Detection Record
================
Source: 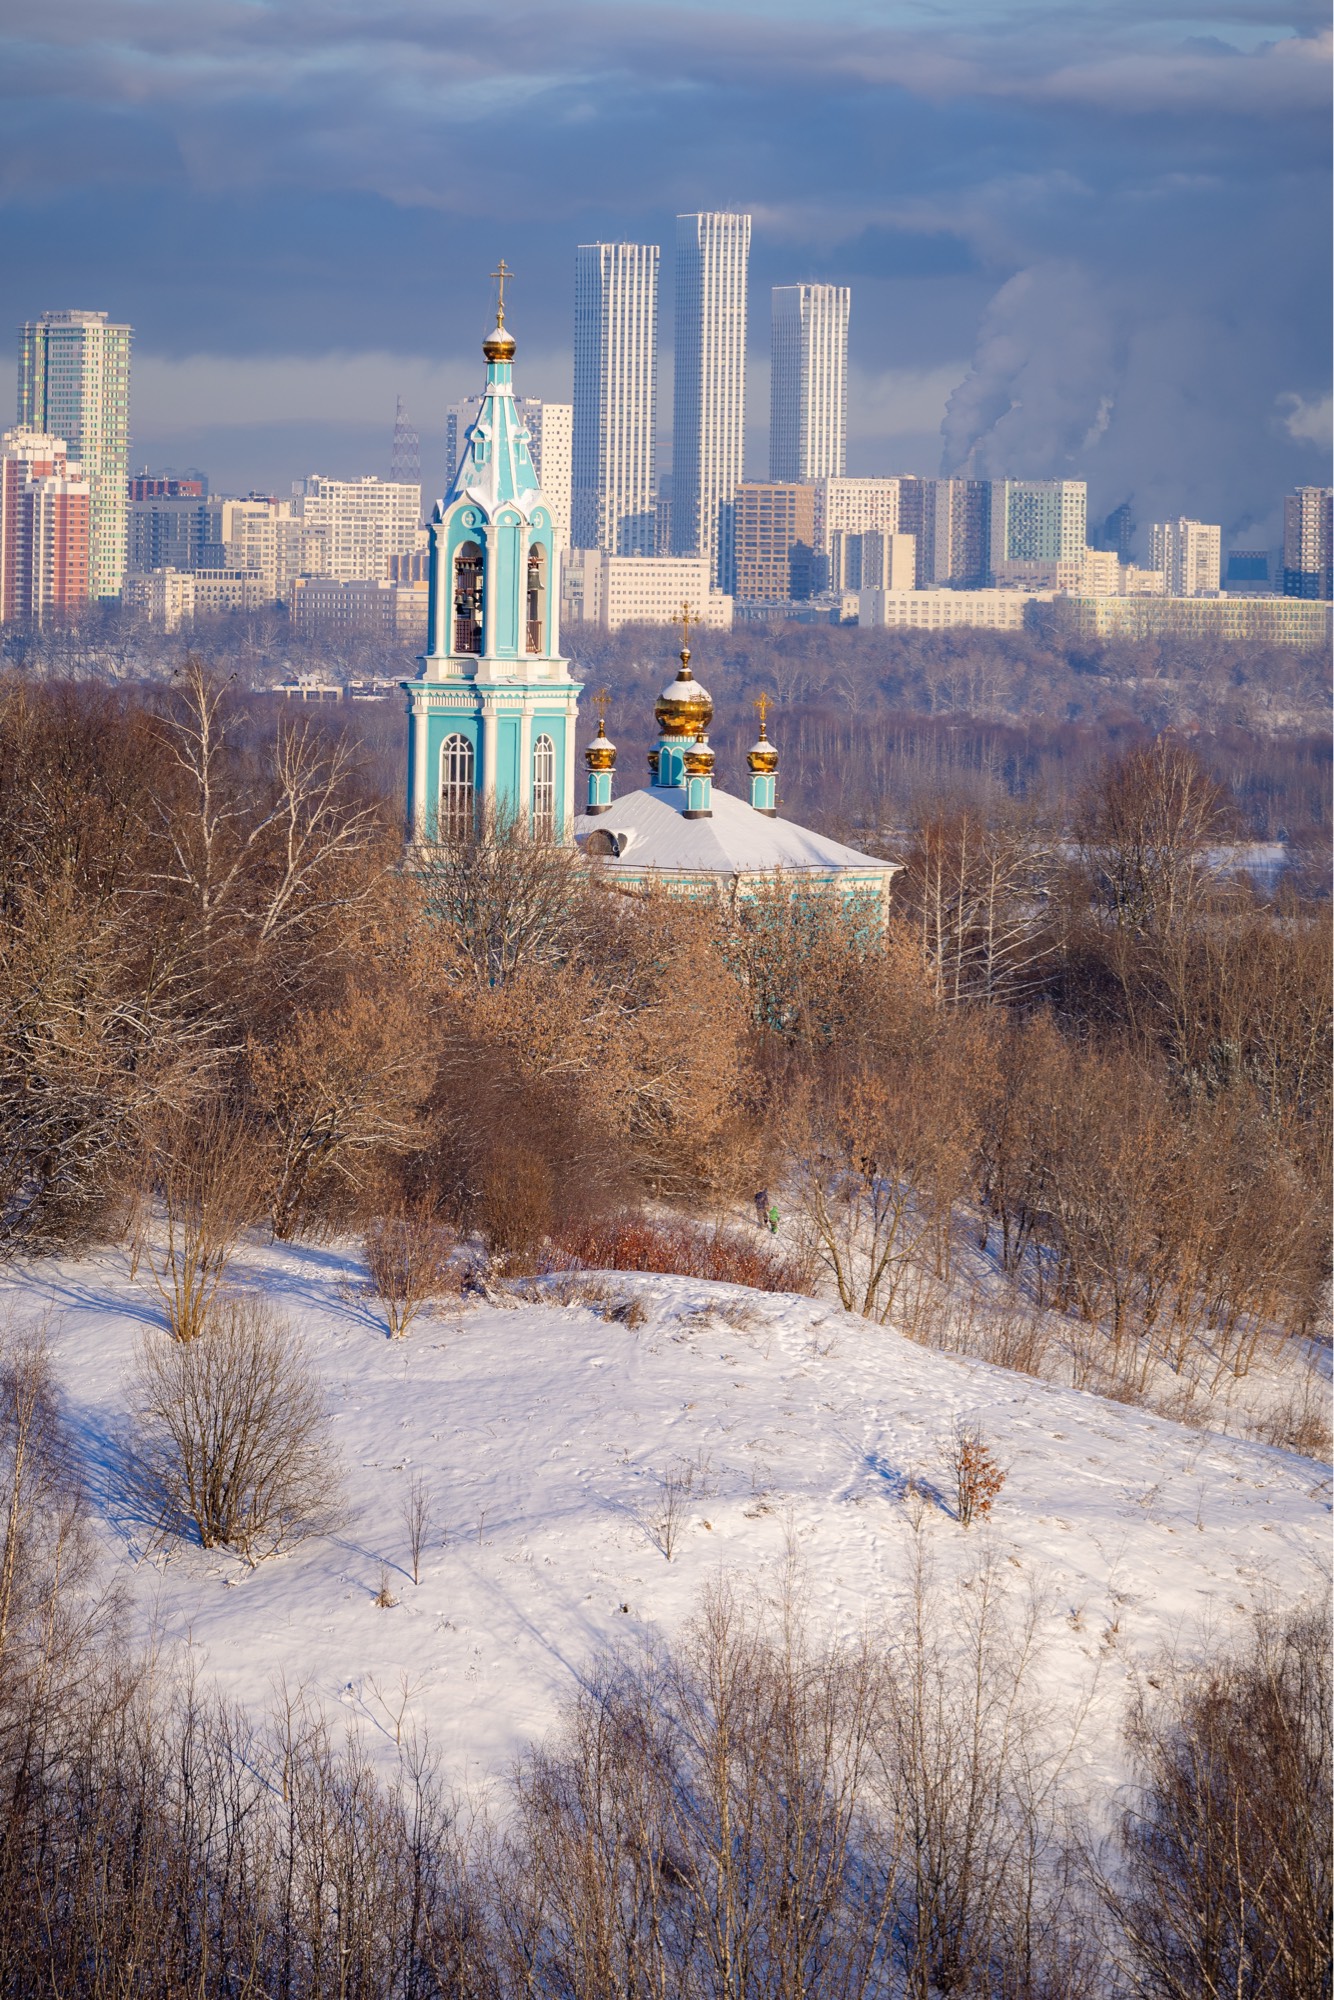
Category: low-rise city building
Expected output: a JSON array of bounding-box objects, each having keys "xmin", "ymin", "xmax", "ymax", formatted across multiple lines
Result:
[
  {"xmin": 562, "ymin": 550, "xmax": 731, "ymax": 630},
  {"xmin": 290, "ymin": 575, "xmax": 429, "ymax": 644}
]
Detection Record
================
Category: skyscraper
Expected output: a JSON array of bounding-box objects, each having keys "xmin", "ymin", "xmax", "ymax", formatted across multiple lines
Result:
[
  {"xmin": 1282, "ymin": 486, "xmax": 1333, "ymax": 598},
  {"xmin": 769, "ymin": 284, "xmax": 849, "ymax": 482},
  {"xmin": 1149, "ymin": 518, "xmax": 1222, "ymax": 597},
  {"xmin": 671, "ymin": 212, "xmax": 751, "ymax": 590},
  {"xmin": 572, "ymin": 242, "xmax": 659, "ymax": 555},
  {"xmin": 18, "ymin": 310, "xmax": 131, "ymax": 600}
]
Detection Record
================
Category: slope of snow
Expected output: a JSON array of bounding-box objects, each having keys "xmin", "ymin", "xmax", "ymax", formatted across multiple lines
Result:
[{"xmin": 3, "ymin": 1236, "xmax": 1328, "ymax": 1800}]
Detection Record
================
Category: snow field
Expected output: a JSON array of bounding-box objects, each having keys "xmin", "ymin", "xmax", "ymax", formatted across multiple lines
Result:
[{"xmin": 4, "ymin": 1232, "xmax": 1329, "ymax": 1804}]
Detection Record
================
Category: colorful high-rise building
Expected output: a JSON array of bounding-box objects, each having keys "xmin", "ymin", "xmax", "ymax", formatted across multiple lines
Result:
[
  {"xmin": 572, "ymin": 243, "xmax": 659, "ymax": 556},
  {"xmin": 18, "ymin": 310, "xmax": 131, "ymax": 601},
  {"xmin": 0, "ymin": 427, "xmax": 90, "ymax": 623},
  {"xmin": 769, "ymin": 284, "xmax": 850, "ymax": 482},
  {"xmin": 671, "ymin": 213, "xmax": 751, "ymax": 590}
]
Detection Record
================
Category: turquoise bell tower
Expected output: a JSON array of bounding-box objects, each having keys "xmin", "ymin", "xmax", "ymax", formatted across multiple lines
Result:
[{"xmin": 404, "ymin": 265, "xmax": 582, "ymax": 847}]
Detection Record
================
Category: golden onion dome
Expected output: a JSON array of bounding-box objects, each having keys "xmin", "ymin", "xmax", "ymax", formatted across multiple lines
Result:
[
  {"xmin": 482, "ymin": 317, "xmax": 516, "ymax": 363},
  {"xmin": 654, "ymin": 649, "xmax": 714, "ymax": 738},
  {"xmin": 682, "ymin": 740, "xmax": 715, "ymax": 775},
  {"xmin": 585, "ymin": 723, "xmax": 617, "ymax": 773},
  {"xmin": 747, "ymin": 738, "xmax": 779, "ymax": 774}
]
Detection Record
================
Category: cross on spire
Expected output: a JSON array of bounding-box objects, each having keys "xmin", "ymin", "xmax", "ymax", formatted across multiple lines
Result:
[
  {"xmin": 753, "ymin": 691, "xmax": 772, "ymax": 736},
  {"xmin": 677, "ymin": 601, "xmax": 696, "ymax": 664},
  {"xmin": 491, "ymin": 258, "xmax": 514, "ymax": 324},
  {"xmin": 592, "ymin": 686, "xmax": 612, "ymax": 732}
]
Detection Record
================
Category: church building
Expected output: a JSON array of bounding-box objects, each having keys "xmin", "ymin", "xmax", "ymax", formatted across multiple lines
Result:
[
  {"xmin": 404, "ymin": 273, "xmax": 581, "ymax": 845},
  {"xmin": 572, "ymin": 640, "xmax": 899, "ymax": 919},
  {"xmin": 404, "ymin": 281, "xmax": 898, "ymax": 919}
]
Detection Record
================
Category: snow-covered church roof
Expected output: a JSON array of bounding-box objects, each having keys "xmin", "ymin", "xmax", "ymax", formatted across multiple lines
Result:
[{"xmin": 574, "ymin": 784, "xmax": 896, "ymax": 882}]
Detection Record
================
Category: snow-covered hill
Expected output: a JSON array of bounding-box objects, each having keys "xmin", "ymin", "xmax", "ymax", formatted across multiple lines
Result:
[{"xmin": 4, "ymin": 1236, "xmax": 1328, "ymax": 1799}]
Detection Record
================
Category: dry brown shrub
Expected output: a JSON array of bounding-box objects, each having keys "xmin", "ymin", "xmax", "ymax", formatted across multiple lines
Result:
[
  {"xmin": 362, "ymin": 1206, "xmax": 459, "ymax": 1339},
  {"xmin": 130, "ymin": 1294, "xmax": 341, "ymax": 1563},
  {"xmin": 142, "ymin": 1101, "xmax": 264, "ymax": 1342},
  {"xmin": 545, "ymin": 1213, "xmax": 814, "ymax": 1293},
  {"xmin": 947, "ymin": 1421, "xmax": 1007, "ymax": 1527}
]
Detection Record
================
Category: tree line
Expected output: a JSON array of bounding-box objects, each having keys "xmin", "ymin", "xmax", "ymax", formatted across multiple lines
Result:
[{"xmin": 0, "ymin": 668, "xmax": 1327, "ymax": 1420}]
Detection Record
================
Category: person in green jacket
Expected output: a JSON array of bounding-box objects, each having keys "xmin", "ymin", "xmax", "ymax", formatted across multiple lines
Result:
[{"xmin": 767, "ymin": 1202, "xmax": 780, "ymax": 1235}]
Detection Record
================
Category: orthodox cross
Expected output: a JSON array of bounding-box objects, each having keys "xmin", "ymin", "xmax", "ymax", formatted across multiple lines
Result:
[
  {"xmin": 491, "ymin": 258, "xmax": 514, "ymax": 323},
  {"xmin": 753, "ymin": 691, "xmax": 772, "ymax": 735},
  {"xmin": 677, "ymin": 602, "xmax": 696, "ymax": 657},
  {"xmin": 592, "ymin": 686, "xmax": 612, "ymax": 732}
]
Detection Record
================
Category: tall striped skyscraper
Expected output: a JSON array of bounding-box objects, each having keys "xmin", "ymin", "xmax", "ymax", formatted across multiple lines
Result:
[
  {"xmin": 572, "ymin": 242, "xmax": 659, "ymax": 556},
  {"xmin": 671, "ymin": 212, "xmax": 750, "ymax": 590},
  {"xmin": 19, "ymin": 310, "xmax": 131, "ymax": 601},
  {"xmin": 769, "ymin": 283, "xmax": 850, "ymax": 482}
]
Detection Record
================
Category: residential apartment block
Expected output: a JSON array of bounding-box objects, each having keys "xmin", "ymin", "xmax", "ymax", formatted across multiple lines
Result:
[
  {"xmin": 294, "ymin": 475, "xmax": 421, "ymax": 582},
  {"xmin": 0, "ymin": 427, "xmax": 90, "ymax": 623},
  {"xmin": 1282, "ymin": 485, "xmax": 1333, "ymax": 598},
  {"xmin": 291, "ymin": 575, "xmax": 429, "ymax": 644},
  {"xmin": 988, "ymin": 479, "xmax": 1087, "ymax": 589},
  {"xmin": 561, "ymin": 550, "xmax": 731, "ymax": 631},
  {"xmin": 18, "ymin": 310, "xmax": 131, "ymax": 599},
  {"xmin": 733, "ymin": 482, "xmax": 819, "ymax": 601},
  {"xmin": 1148, "ymin": 518, "xmax": 1222, "ymax": 597}
]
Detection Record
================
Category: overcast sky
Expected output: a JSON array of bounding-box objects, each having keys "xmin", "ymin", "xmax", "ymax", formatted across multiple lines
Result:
[{"xmin": 2, "ymin": 0, "xmax": 1328, "ymax": 549}]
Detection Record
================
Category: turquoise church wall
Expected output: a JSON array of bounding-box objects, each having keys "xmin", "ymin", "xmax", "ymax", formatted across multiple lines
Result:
[{"xmin": 402, "ymin": 309, "xmax": 581, "ymax": 847}]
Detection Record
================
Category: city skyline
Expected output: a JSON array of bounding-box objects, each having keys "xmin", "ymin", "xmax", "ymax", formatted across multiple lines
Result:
[{"xmin": 1, "ymin": 1, "xmax": 1325, "ymax": 548}]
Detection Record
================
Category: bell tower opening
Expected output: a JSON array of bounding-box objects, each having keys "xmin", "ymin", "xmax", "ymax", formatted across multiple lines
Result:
[
  {"xmin": 453, "ymin": 541, "xmax": 483, "ymax": 654},
  {"xmin": 526, "ymin": 544, "xmax": 546, "ymax": 654}
]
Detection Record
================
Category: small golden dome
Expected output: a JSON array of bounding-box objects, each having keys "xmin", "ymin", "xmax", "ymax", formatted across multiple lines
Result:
[
  {"xmin": 682, "ymin": 741, "xmax": 715, "ymax": 775},
  {"xmin": 585, "ymin": 723, "xmax": 617, "ymax": 773},
  {"xmin": 747, "ymin": 739, "xmax": 779, "ymax": 774},
  {"xmin": 654, "ymin": 650, "xmax": 714, "ymax": 738},
  {"xmin": 483, "ymin": 318, "xmax": 516, "ymax": 362}
]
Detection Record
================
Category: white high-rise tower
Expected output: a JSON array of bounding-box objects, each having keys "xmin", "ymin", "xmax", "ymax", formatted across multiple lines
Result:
[
  {"xmin": 572, "ymin": 242, "xmax": 659, "ymax": 556},
  {"xmin": 671, "ymin": 212, "xmax": 751, "ymax": 591},
  {"xmin": 19, "ymin": 309, "xmax": 131, "ymax": 600},
  {"xmin": 769, "ymin": 283, "xmax": 849, "ymax": 482}
]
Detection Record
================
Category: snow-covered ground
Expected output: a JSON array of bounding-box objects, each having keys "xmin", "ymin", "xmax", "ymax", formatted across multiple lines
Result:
[{"xmin": 3, "ymin": 1235, "xmax": 1329, "ymax": 1802}]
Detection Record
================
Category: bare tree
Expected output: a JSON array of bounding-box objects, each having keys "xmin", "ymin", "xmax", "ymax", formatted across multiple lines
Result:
[
  {"xmin": 151, "ymin": 658, "xmax": 386, "ymax": 966},
  {"xmin": 130, "ymin": 1294, "xmax": 341, "ymax": 1564},
  {"xmin": 418, "ymin": 806, "xmax": 595, "ymax": 988},
  {"xmin": 142, "ymin": 1100, "xmax": 262, "ymax": 1341},
  {"xmin": 1099, "ymin": 1605, "xmax": 1331, "ymax": 2000},
  {"xmin": 400, "ymin": 1472, "xmax": 435, "ymax": 1586},
  {"xmin": 901, "ymin": 806, "xmax": 1056, "ymax": 1005},
  {"xmin": 363, "ymin": 1206, "xmax": 458, "ymax": 1339}
]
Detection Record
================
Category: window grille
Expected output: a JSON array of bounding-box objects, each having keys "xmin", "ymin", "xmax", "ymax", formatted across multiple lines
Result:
[
  {"xmin": 532, "ymin": 733, "xmax": 556, "ymax": 839},
  {"xmin": 439, "ymin": 732, "xmax": 475, "ymax": 841}
]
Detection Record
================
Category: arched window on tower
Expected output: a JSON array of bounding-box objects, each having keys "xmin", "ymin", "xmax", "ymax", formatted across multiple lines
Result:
[
  {"xmin": 532, "ymin": 733, "xmax": 556, "ymax": 840},
  {"xmin": 453, "ymin": 541, "xmax": 483, "ymax": 654},
  {"xmin": 439, "ymin": 732, "xmax": 475, "ymax": 841},
  {"xmin": 526, "ymin": 544, "xmax": 546, "ymax": 654}
]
